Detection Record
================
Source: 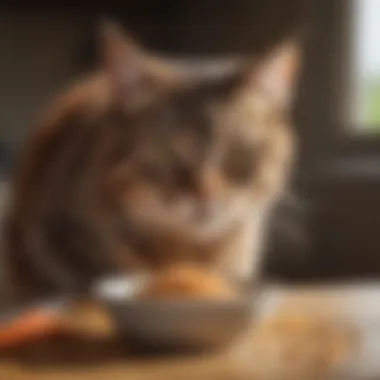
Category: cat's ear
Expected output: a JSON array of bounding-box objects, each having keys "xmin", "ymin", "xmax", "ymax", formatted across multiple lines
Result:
[
  {"xmin": 254, "ymin": 39, "xmax": 301, "ymax": 109},
  {"xmin": 99, "ymin": 20, "xmax": 145, "ymax": 94}
]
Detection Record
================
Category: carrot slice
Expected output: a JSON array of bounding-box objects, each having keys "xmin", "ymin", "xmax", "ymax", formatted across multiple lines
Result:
[{"xmin": 0, "ymin": 309, "xmax": 64, "ymax": 349}]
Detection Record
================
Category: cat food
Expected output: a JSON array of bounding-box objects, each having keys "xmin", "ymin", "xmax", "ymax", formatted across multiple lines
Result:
[{"xmin": 136, "ymin": 264, "xmax": 238, "ymax": 300}]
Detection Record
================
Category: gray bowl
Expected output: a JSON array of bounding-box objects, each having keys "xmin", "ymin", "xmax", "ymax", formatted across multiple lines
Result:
[{"xmin": 93, "ymin": 276, "xmax": 255, "ymax": 352}]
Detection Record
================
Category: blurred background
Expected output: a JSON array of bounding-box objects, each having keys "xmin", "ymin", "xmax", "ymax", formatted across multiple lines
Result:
[{"xmin": 0, "ymin": 0, "xmax": 379, "ymax": 283}]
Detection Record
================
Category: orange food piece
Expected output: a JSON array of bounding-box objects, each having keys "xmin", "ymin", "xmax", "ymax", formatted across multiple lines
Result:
[
  {"xmin": 137, "ymin": 263, "xmax": 238, "ymax": 300},
  {"xmin": 64, "ymin": 300, "xmax": 116, "ymax": 338},
  {"xmin": 0, "ymin": 309, "xmax": 63, "ymax": 350}
]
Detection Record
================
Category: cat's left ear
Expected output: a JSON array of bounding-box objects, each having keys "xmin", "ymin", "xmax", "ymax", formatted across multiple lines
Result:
[
  {"xmin": 99, "ymin": 20, "xmax": 145, "ymax": 96},
  {"xmin": 254, "ymin": 39, "xmax": 301, "ymax": 109}
]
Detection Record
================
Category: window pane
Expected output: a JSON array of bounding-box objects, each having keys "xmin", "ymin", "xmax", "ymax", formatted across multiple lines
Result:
[{"xmin": 350, "ymin": 0, "xmax": 380, "ymax": 131}]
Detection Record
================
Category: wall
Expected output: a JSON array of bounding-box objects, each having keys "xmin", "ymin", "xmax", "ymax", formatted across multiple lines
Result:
[{"xmin": 0, "ymin": 12, "xmax": 90, "ymax": 147}]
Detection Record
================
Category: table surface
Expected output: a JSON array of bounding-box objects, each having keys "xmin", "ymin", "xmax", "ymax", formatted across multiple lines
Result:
[
  {"xmin": 0, "ymin": 337, "xmax": 237, "ymax": 380},
  {"xmin": 2, "ymin": 283, "xmax": 380, "ymax": 380}
]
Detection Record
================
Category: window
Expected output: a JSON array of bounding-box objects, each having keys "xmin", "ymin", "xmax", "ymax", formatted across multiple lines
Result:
[
  {"xmin": 297, "ymin": 0, "xmax": 380, "ymax": 175},
  {"xmin": 350, "ymin": 0, "xmax": 380, "ymax": 131}
]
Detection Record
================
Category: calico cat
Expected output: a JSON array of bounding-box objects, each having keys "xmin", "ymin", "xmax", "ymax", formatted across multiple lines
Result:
[{"xmin": 3, "ymin": 22, "xmax": 300, "ymax": 300}]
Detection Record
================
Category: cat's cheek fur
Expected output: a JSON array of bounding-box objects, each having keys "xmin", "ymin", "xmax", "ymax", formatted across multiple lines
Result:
[{"xmin": 216, "ymin": 201, "xmax": 272, "ymax": 282}]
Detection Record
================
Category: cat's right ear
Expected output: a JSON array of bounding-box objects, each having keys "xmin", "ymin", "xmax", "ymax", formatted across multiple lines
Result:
[{"xmin": 99, "ymin": 20, "xmax": 145, "ymax": 96}]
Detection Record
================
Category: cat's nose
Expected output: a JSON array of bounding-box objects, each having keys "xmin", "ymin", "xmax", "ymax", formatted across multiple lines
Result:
[
  {"xmin": 194, "ymin": 167, "xmax": 223, "ymax": 203},
  {"xmin": 196, "ymin": 201, "xmax": 220, "ymax": 221}
]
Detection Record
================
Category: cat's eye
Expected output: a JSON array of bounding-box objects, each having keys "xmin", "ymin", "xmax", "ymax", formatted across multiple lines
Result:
[{"xmin": 223, "ymin": 143, "xmax": 255, "ymax": 184}]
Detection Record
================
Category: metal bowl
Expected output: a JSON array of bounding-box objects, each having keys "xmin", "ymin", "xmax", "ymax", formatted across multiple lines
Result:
[{"xmin": 93, "ymin": 276, "xmax": 255, "ymax": 352}]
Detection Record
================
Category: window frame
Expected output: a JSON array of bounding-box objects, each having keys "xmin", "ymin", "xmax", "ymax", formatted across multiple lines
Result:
[
  {"xmin": 297, "ymin": 0, "xmax": 380, "ymax": 186},
  {"xmin": 293, "ymin": 0, "xmax": 380, "ymax": 279}
]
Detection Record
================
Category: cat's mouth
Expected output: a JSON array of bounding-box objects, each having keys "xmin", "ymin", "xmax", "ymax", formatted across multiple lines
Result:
[
  {"xmin": 183, "ymin": 202, "xmax": 221, "ymax": 223},
  {"xmin": 129, "ymin": 196, "xmax": 248, "ymax": 240}
]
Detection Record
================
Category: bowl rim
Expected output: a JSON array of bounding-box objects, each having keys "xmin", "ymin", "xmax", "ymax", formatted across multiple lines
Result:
[{"xmin": 92, "ymin": 274, "xmax": 256, "ymax": 310}]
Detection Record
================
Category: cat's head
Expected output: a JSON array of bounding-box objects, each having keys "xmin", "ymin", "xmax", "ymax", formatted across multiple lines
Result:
[
  {"xmin": 38, "ymin": 23, "xmax": 301, "ymax": 241},
  {"xmin": 95, "ymin": 22, "xmax": 301, "ymax": 240}
]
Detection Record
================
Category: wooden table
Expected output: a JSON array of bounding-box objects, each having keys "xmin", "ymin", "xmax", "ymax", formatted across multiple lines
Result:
[{"xmin": 1, "ymin": 283, "xmax": 380, "ymax": 380}]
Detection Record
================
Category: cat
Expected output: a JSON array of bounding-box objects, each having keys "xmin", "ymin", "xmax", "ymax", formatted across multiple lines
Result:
[{"xmin": 3, "ymin": 21, "xmax": 300, "ymax": 302}]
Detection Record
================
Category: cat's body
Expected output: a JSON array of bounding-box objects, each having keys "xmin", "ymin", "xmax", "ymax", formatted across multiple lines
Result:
[{"xmin": 3, "ymin": 23, "xmax": 300, "ymax": 300}]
